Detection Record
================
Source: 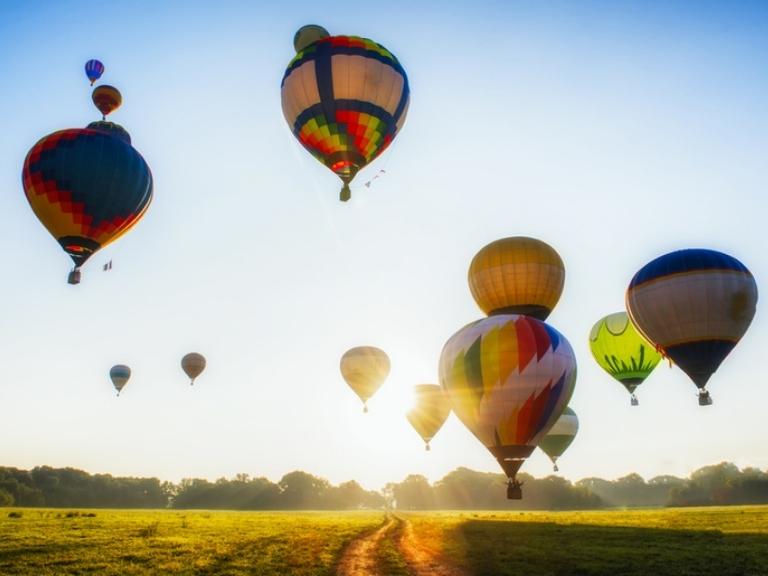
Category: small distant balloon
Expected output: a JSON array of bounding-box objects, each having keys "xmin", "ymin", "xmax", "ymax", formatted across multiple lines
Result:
[
  {"xmin": 406, "ymin": 384, "xmax": 451, "ymax": 451},
  {"xmin": 293, "ymin": 24, "xmax": 330, "ymax": 52},
  {"xmin": 340, "ymin": 346, "xmax": 390, "ymax": 412},
  {"xmin": 85, "ymin": 59, "xmax": 104, "ymax": 85},
  {"xmin": 92, "ymin": 85, "xmax": 122, "ymax": 119},
  {"xmin": 110, "ymin": 364, "xmax": 131, "ymax": 396},
  {"xmin": 181, "ymin": 353, "xmax": 206, "ymax": 385},
  {"xmin": 538, "ymin": 407, "xmax": 578, "ymax": 472}
]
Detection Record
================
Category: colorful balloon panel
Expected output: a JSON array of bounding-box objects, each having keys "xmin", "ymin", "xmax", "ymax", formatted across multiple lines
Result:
[
  {"xmin": 340, "ymin": 346, "xmax": 390, "ymax": 408},
  {"xmin": 538, "ymin": 407, "xmax": 578, "ymax": 464},
  {"xmin": 406, "ymin": 384, "xmax": 451, "ymax": 448},
  {"xmin": 589, "ymin": 312, "xmax": 661, "ymax": 395},
  {"xmin": 281, "ymin": 34, "xmax": 410, "ymax": 199},
  {"xmin": 84, "ymin": 59, "xmax": 104, "ymax": 85},
  {"xmin": 468, "ymin": 237, "xmax": 565, "ymax": 319},
  {"xmin": 439, "ymin": 315, "xmax": 576, "ymax": 456},
  {"xmin": 22, "ymin": 128, "xmax": 153, "ymax": 267},
  {"xmin": 626, "ymin": 249, "xmax": 757, "ymax": 390}
]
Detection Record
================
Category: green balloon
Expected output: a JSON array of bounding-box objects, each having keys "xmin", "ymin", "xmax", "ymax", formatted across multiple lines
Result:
[
  {"xmin": 539, "ymin": 407, "xmax": 578, "ymax": 471},
  {"xmin": 589, "ymin": 312, "xmax": 662, "ymax": 404}
]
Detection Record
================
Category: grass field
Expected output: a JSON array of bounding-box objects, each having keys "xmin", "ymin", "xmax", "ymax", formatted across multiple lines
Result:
[
  {"xmin": 405, "ymin": 506, "xmax": 768, "ymax": 576},
  {"xmin": 2, "ymin": 506, "xmax": 767, "ymax": 575},
  {"xmin": 0, "ymin": 509, "xmax": 382, "ymax": 575}
]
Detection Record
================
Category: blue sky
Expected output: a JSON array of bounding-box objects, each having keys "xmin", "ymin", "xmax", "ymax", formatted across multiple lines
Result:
[{"xmin": 1, "ymin": 0, "xmax": 767, "ymax": 489}]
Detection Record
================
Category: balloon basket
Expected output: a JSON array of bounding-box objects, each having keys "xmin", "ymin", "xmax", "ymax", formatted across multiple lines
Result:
[
  {"xmin": 67, "ymin": 269, "xmax": 81, "ymax": 285},
  {"xmin": 698, "ymin": 391, "xmax": 713, "ymax": 406},
  {"xmin": 631, "ymin": 395, "xmax": 639, "ymax": 406},
  {"xmin": 425, "ymin": 444, "xmax": 430, "ymax": 452},
  {"xmin": 506, "ymin": 481, "xmax": 522, "ymax": 500},
  {"xmin": 340, "ymin": 183, "xmax": 351, "ymax": 202}
]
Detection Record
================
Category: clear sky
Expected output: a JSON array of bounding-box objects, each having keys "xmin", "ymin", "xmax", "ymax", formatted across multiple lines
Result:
[{"xmin": 0, "ymin": 0, "xmax": 766, "ymax": 491}]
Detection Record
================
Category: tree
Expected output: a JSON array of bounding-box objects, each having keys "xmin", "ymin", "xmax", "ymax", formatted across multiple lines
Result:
[
  {"xmin": 0, "ymin": 488, "xmax": 13, "ymax": 506},
  {"xmin": 391, "ymin": 475, "xmax": 435, "ymax": 510},
  {"xmin": 278, "ymin": 471, "xmax": 331, "ymax": 509}
]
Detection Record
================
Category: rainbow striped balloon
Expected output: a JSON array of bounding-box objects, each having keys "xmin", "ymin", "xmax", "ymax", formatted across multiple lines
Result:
[{"xmin": 439, "ymin": 314, "xmax": 576, "ymax": 481}]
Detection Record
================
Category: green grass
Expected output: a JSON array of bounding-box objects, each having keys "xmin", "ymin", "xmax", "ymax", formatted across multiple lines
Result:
[
  {"xmin": 2, "ymin": 506, "xmax": 768, "ymax": 575},
  {"xmin": 0, "ymin": 509, "xmax": 384, "ymax": 575},
  {"xmin": 404, "ymin": 506, "xmax": 768, "ymax": 576}
]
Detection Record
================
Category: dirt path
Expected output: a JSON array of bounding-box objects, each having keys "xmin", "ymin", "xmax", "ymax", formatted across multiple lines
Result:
[
  {"xmin": 336, "ymin": 516, "xmax": 396, "ymax": 576},
  {"xmin": 396, "ymin": 517, "xmax": 466, "ymax": 576},
  {"xmin": 336, "ymin": 514, "xmax": 466, "ymax": 576}
]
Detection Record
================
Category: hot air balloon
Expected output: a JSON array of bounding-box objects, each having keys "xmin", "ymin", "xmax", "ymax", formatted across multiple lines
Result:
[
  {"xmin": 589, "ymin": 312, "xmax": 662, "ymax": 405},
  {"xmin": 626, "ymin": 249, "xmax": 758, "ymax": 406},
  {"xmin": 440, "ymin": 315, "xmax": 577, "ymax": 498},
  {"xmin": 340, "ymin": 346, "xmax": 390, "ymax": 412},
  {"xmin": 182, "ymin": 353, "xmax": 206, "ymax": 385},
  {"xmin": 110, "ymin": 364, "xmax": 131, "ymax": 396},
  {"xmin": 441, "ymin": 236, "xmax": 575, "ymax": 499},
  {"xmin": 84, "ymin": 59, "xmax": 104, "ymax": 85},
  {"xmin": 406, "ymin": 384, "xmax": 451, "ymax": 451},
  {"xmin": 468, "ymin": 237, "xmax": 565, "ymax": 320},
  {"xmin": 92, "ymin": 85, "xmax": 122, "ymax": 119},
  {"xmin": 22, "ymin": 122, "xmax": 153, "ymax": 284},
  {"xmin": 281, "ymin": 25, "xmax": 410, "ymax": 201},
  {"xmin": 538, "ymin": 407, "xmax": 578, "ymax": 471}
]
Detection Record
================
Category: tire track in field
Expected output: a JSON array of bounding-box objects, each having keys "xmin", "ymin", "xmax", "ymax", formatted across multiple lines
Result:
[
  {"xmin": 395, "ymin": 516, "xmax": 466, "ymax": 576},
  {"xmin": 336, "ymin": 515, "xmax": 396, "ymax": 576}
]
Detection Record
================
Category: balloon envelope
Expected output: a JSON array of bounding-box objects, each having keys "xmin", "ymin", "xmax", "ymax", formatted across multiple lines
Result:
[
  {"xmin": 538, "ymin": 407, "xmax": 578, "ymax": 469},
  {"xmin": 589, "ymin": 312, "xmax": 661, "ymax": 401},
  {"xmin": 84, "ymin": 59, "xmax": 104, "ymax": 85},
  {"xmin": 626, "ymin": 249, "xmax": 757, "ymax": 400},
  {"xmin": 439, "ymin": 314, "xmax": 576, "ymax": 484},
  {"xmin": 281, "ymin": 30, "xmax": 410, "ymax": 201},
  {"xmin": 406, "ymin": 384, "xmax": 451, "ymax": 449},
  {"xmin": 92, "ymin": 85, "xmax": 122, "ymax": 117},
  {"xmin": 340, "ymin": 346, "xmax": 390, "ymax": 411},
  {"xmin": 182, "ymin": 353, "xmax": 206, "ymax": 384},
  {"xmin": 293, "ymin": 25, "xmax": 330, "ymax": 52},
  {"xmin": 468, "ymin": 237, "xmax": 565, "ymax": 320},
  {"xmin": 110, "ymin": 364, "xmax": 131, "ymax": 394},
  {"xmin": 22, "ymin": 126, "xmax": 153, "ymax": 271}
]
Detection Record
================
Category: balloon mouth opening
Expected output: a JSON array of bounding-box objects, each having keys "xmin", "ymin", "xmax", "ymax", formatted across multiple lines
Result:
[{"xmin": 60, "ymin": 236, "xmax": 100, "ymax": 267}]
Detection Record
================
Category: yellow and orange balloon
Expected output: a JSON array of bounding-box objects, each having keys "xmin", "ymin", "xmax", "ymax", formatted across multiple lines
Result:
[
  {"xmin": 406, "ymin": 384, "xmax": 451, "ymax": 450},
  {"xmin": 92, "ymin": 85, "xmax": 122, "ymax": 119},
  {"xmin": 340, "ymin": 346, "xmax": 390, "ymax": 412},
  {"xmin": 468, "ymin": 237, "xmax": 565, "ymax": 319}
]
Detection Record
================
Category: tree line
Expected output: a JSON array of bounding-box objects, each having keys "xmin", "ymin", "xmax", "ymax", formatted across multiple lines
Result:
[{"xmin": 2, "ymin": 462, "xmax": 767, "ymax": 510}]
